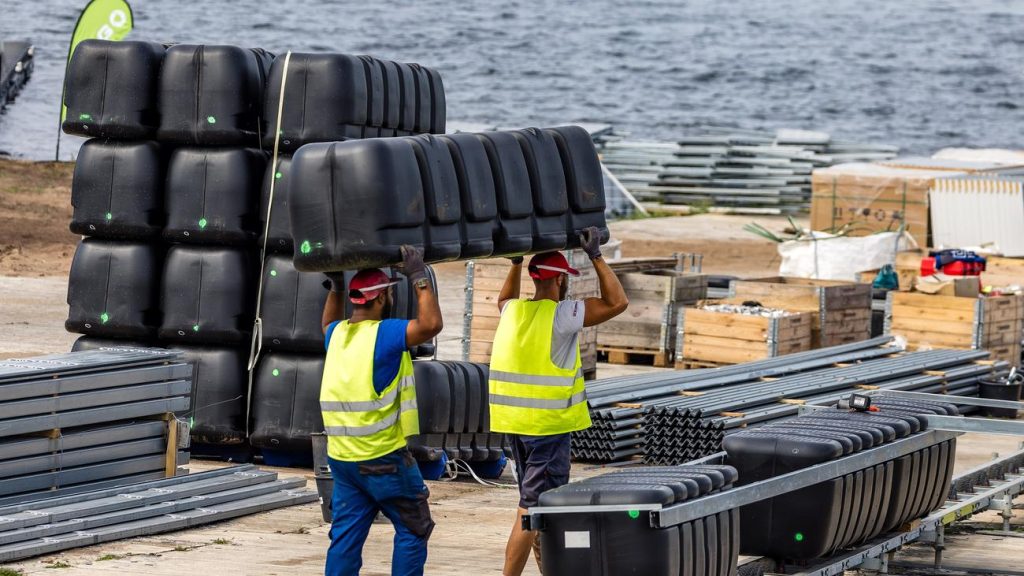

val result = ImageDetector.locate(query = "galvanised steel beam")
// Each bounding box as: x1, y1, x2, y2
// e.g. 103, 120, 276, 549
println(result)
0, 487, 317, 562
0, 465, 257, 513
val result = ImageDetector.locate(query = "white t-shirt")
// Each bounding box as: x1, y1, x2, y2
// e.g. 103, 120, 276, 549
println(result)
500, 300, 585, 370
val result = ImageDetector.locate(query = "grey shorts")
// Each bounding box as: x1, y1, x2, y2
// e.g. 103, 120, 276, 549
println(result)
510, 433, 572, 509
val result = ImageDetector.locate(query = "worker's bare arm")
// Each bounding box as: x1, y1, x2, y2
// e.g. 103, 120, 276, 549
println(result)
583, 255, 628, 327
497, 257, 524, 312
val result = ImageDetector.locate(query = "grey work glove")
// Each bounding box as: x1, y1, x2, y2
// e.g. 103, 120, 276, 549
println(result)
579, 226, 602, 260
323, 272, 345, 293
397, 245, 427, 283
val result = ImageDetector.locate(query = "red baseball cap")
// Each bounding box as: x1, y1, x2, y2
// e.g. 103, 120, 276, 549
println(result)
348, 269, 399, 304
528, 252, 581, 280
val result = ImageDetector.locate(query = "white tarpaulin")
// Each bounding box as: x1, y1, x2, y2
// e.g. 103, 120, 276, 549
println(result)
778, 231, 916, 281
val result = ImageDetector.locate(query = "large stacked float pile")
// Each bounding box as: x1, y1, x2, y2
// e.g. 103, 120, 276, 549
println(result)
61, 40, 445, 461
574, 337, 1006, 464
63, 40, 611, 470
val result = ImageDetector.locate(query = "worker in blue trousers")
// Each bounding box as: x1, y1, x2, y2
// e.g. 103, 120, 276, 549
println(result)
320, 245, 443, 576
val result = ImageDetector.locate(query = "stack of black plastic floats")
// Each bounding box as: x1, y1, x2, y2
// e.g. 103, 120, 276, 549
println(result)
60, 40, 447, 464
60, 39, 609, 475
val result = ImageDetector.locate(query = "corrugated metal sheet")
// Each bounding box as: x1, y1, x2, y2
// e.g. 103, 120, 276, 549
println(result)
930, 176, 1024, 256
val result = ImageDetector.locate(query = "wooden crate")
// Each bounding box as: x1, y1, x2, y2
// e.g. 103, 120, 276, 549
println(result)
464, 251, 598, 374
676, 308, 814, 366
597, 270, 707, 364
886, 292, 1024, 365
810, 164, 957, 247
726, 277, 872, 348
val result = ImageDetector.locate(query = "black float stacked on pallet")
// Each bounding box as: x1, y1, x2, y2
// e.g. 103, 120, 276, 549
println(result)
62, 40, 446, 459
725, 398, 958, 562
64, 40, 170, 352
538, 465, 740, 576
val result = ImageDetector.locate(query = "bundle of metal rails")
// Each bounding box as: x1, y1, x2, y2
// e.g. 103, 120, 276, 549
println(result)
0, 464, 318, 562
574, 337, 1008, 463
597, 126, 898, 214
0, 348, 193, 503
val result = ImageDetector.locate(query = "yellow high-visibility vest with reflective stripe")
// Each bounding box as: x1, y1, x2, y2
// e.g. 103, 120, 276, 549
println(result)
488, 299, 591, 435
320, 320, 418, 462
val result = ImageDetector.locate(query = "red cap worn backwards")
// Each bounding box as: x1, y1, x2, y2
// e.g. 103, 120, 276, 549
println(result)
528, 252, 581, 280
348, 269, 400, 304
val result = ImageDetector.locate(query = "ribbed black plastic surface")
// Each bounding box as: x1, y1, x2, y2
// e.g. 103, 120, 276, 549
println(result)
724, 400, 957, 561
539, 465, 740, 576
62, 40, 164, 139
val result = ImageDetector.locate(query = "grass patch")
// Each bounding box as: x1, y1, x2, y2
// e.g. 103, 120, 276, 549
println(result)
211, 538, 232, 545
44, 560, 71, 569
96, 553, 124, 561
0, 568, 25, 576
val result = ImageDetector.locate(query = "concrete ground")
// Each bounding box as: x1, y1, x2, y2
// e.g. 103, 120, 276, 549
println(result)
1, 214, 1022, 575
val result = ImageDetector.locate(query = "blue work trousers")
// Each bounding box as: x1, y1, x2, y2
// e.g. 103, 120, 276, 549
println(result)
326, 448, 434, 576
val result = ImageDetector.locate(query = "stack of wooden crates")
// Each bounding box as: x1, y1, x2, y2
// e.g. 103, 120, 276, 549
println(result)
886, 292, 1024, 365
726, 277, 873, 348
463, 251, 599, 378
595, 268, 707, 367
676, 307, 814, 368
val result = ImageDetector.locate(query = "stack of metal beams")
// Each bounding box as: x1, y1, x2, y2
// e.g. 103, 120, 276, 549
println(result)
576, 337, 1007, 464
598, 127, 898, 214
0, 349, 193, 502
0, 465, 317, 563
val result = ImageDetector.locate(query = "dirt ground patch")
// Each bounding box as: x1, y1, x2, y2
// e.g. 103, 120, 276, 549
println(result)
0, 158, 77, 276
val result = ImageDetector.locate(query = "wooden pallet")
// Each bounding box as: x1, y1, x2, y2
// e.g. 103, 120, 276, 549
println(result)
599, 346, 672, 367
674, 359, 723, 370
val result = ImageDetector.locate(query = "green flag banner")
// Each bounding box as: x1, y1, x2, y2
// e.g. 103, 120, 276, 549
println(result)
59, 0, 134, 122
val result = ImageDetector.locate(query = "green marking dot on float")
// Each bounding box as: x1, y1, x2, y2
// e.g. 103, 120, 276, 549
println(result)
79, 113, 92, 121
100, 312, 109, 324
270, 270, 277, 277
198, 218, 208, 229
300, 240, 312, 254
206, 116, 217, 124
272, 369, 280, 376
104, 212, 113, 221
628, 510, 640, 519
275, 171, 283, 179
794, 532, 804, 542
192, 324, 200, 332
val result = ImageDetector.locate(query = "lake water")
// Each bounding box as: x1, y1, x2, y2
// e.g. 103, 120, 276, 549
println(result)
2, 0, 1023, 159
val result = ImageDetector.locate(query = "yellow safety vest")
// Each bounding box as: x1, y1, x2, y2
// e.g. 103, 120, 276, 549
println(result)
488, 299, 591, 435
320, 320, 418, 461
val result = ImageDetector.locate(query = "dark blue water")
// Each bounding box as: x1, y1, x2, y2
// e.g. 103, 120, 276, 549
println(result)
2, 0, 1023, 160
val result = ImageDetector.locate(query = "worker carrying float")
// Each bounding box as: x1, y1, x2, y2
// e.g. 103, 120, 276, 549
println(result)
489, 227, 629, 576
319, 246, 442, 576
